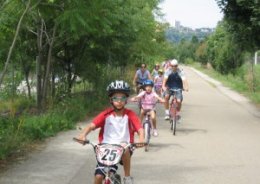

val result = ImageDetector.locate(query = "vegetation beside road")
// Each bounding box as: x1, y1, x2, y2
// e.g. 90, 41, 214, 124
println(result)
0, 0, 170, 162
0, 0, 259, 167
0, 66, 134, 164
191, 62, 260, 105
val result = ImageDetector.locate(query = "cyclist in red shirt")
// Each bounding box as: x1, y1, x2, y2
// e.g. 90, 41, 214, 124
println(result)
77, 80, 144, 184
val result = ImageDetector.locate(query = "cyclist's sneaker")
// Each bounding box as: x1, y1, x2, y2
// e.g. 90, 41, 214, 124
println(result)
164, 115, 170, 120
123, 176, 134, 184
153, 129, 158, 137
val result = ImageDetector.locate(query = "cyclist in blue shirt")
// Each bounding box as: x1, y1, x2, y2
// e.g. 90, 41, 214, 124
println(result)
132, 63, 152, 93
162, 59, 189, 120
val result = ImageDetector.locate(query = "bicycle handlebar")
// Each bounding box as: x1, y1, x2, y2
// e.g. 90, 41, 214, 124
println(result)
73, 137, 90, 145
169, 88, 182, 92
129, 99, 163, 104
73, 137, 147, 148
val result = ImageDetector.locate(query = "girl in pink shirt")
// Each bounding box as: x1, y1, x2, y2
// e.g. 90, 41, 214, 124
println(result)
154, 69, 164, 96
131, 80, 164, 136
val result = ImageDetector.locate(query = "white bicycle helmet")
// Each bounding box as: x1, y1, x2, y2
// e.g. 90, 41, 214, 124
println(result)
107, 80, 130, 97
170, 59, 178, 66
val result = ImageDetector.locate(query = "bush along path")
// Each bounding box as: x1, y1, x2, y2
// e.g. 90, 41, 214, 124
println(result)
0, 92, 109, 170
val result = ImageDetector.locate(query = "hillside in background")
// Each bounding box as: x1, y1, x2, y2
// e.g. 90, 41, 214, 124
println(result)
165, 26, 214, 43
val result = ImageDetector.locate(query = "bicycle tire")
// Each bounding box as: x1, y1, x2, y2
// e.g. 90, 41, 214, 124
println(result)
104, 178, 110, 184
143, 121, 150, 151
173, 117, 177, 135
170, 119, 173, 130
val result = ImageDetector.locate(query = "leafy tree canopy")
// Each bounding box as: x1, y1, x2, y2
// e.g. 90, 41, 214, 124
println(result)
216, 0, 260, 51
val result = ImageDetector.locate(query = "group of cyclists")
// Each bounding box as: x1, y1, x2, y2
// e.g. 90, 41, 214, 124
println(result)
76, 59, 189, 184
132, 59, 189, 122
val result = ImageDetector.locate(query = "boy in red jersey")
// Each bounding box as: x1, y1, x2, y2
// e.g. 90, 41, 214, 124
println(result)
77, 80, 144, 184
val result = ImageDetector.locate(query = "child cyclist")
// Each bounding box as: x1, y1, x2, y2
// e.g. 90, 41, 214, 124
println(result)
131, 79, 165, 137
76, 80, 144, 184
154, 69, 164, 96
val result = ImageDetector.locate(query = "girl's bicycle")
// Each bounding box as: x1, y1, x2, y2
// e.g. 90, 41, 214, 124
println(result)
73, 138, 146, 184
142, 109, 152, 152
130, 100, 157, 152
168, 89, 182, 135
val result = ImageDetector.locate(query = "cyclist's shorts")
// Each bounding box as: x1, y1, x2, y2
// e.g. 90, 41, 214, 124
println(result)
165, 89, 183, 101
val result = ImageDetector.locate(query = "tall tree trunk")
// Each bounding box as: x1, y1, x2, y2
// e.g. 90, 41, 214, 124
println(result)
42, 24, 57, 109
64, 43, 73, 95
19, 51, 32, 99
25, 72, 32, 99
0, 0, 31, 88
21, 57, 32, 99
36, 19, 44, 111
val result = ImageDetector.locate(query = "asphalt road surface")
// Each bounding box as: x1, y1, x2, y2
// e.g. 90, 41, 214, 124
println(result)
1, 66, 260, 184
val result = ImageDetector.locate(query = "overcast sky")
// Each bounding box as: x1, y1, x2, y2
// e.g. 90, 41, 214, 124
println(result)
158, 0, 223, 29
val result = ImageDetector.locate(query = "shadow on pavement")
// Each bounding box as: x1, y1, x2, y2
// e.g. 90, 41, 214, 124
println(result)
146, 142, 183, 153
175, 128, 207, 135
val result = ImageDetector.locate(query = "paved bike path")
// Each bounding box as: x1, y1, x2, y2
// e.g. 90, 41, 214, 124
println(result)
1, 66, 260, 184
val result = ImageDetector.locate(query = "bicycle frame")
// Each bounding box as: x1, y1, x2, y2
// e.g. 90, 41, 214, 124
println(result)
73, 138, 129, 184
73, 138, 146, 184
96, 144, 125, 184
143, 110, 152, 152
168, 89, 181, 135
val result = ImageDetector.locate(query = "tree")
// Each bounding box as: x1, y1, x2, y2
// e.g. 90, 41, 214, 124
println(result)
216, 0, 260, 52
0, 0, 168, 111
0, 0, 31, 88
195, 41, 208, 65
206, 21, 243, 74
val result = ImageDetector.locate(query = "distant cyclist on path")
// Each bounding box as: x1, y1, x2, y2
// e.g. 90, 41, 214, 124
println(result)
132, 63, 152, 93
162, 59, 189, 120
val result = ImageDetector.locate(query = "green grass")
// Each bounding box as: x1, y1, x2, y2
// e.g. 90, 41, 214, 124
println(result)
0, 65, 127, 161
190, 62, 260, 105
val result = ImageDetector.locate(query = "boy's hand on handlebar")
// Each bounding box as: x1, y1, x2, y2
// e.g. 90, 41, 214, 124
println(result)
74, 134, 88, 145
134, 142, 146, 148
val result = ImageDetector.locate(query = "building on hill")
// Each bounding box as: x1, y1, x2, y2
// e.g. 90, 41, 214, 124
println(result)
175, 20, 181, 30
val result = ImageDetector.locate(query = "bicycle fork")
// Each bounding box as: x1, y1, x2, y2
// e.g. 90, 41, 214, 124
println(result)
143, 114, 152, 152
103, 167, 121, 184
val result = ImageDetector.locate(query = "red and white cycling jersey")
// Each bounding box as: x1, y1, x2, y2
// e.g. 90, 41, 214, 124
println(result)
92, 108, 142, 144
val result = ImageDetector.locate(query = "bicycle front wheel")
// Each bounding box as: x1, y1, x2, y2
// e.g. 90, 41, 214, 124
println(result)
144, 122, 150, 151
173, 117, 177, 135
104, 178, 110, 184
144, 122, 150, 144
170, 119, 173, 130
